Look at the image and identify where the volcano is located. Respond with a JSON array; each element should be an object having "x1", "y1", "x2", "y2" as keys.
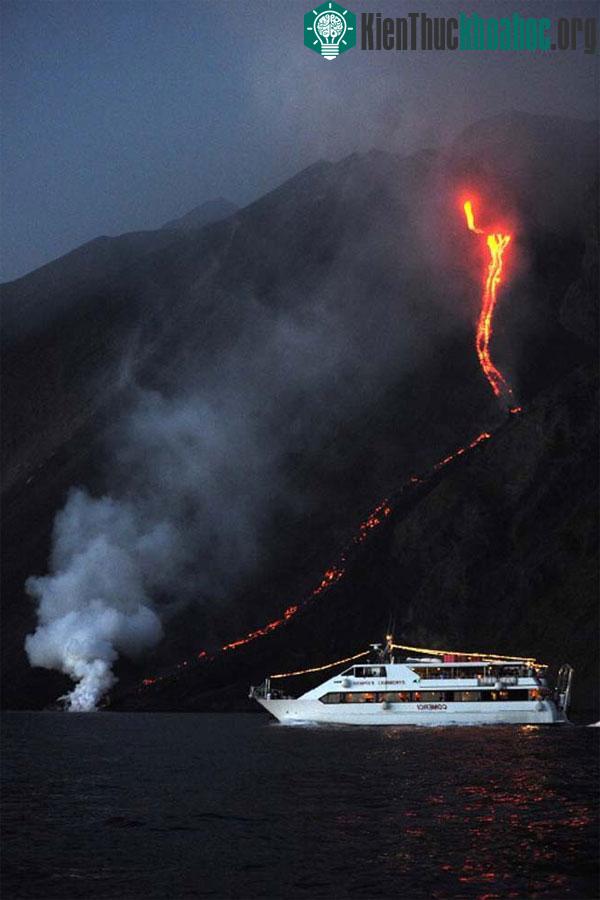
[{"x1": 1, "y1": 111, "x2": 598, "y2": 715}]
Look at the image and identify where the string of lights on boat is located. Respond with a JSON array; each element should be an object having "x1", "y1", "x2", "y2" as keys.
[
  {"x1": 268, "y1": 644, "x2": 547, "y2": 680},
  {"x1": 388, "y1": 642, "x2": 545, "y2": 666},
  {"x1": 269, "y1": 650, "x2": 370, "y2": 680}
]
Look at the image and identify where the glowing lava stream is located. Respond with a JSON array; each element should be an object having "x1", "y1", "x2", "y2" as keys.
[
  {"x1": 140, "y1": 433, "x2": 494, "y2": 690},
  {"x1": 464, "y1": 199, "x2": 514, "y2": 404},
  {"x1": 138, "y1": 200, "x2": 523, "y2": 689},
  {"x1": 138, "y1": 203, "x2": 521, "y2": 691}
]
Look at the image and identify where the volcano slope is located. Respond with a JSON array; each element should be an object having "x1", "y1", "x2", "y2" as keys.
[
  {"x1": 114, "y1": 360, "x2": 598, "y2": 716},
  {"x1": 1, "y1": 112, "x2": 598, "y2": 713}
]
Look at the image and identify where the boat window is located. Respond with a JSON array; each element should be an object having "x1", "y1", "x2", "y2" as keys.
[
  {"x1": 344, "y1": 692, "x2": 378, "y2": 703},
  {"x1": 410, "y1": 668, "x2": 429, "y2": 679},
  {"x1": 418, "y1": 666, "x2": 451, "y2": 679},
  {"x1": 453, "y1": 667, "x2": 485, "y2": 678},
  {"x1": 320, "y1": 688, "x2": 532, "y2": 705},
  {"x1": 354, "y1": 666, "x2": 387, "y2": 678},
  {"x1": 410, "y1": 666, "x2": 471, "y2": 679},
  {"x1": 499, "y1": 665, "x2": 527, "y2": 677},
  {"x1": 484, "y1": 689, "x2": 528, "y2": 701},
  {"x1": 387, "y1": 689, "x2": 536, "y2": 703}
]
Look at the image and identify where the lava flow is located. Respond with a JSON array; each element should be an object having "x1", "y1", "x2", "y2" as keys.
[
  {"x1": 433, "y1": 431, "x2": 490, "y2": 471},
  {"x1": 139, "y1": 497, "x2": 396, "y2": 687},
  {"x1": 136, "y1": 200, "x2": 523, "y2": 693},
  {"x1": 138, "y1": 429, "x2": 499, "y2": 692},
  {"x1": 464, "y1": 199, "x2": 514, "y2": 404}
]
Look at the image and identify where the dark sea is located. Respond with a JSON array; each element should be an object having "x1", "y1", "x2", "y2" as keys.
[{"x1": 2, "y1": 713, "x2": 598, "y2": 900}]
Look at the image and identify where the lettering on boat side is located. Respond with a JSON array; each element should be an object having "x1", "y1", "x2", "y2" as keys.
[{"x1": 417, "y1": 703, "x2": 448, "y2": 711}]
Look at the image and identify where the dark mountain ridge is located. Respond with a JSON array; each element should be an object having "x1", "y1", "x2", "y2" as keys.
[
  {"x1": 1, "y1": 111, "x2": 597, "y2": 713},
  {"x1": 161, "y1": 197, "x2": 238, "y2": 231}
]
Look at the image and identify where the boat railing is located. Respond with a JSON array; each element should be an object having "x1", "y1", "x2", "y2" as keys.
[
  {"x1": 477, "y1": 675, "x2": 519, "y2": 686},
  {"x1": 249, "y1": 680, "x2": 270, "y2": 699},
  {"x1": 249, "y1": 679, "x2": 293, "y2": 701},
  {"x1": 555, "y1": 664, "x2": 574, "y2": 715}
]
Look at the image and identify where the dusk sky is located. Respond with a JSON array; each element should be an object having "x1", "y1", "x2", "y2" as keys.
[{"x1": 1, "y1": 0, "x2": 598, "y2": 282}]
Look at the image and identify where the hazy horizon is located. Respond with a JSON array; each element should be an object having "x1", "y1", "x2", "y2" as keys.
[{"x1": 1, "y1": 0, "x2": 598, "y2": 282}]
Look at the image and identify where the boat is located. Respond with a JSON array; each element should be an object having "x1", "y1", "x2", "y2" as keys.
[{"x1": 249, "y1": 637, "x2": 573, "y2": 726}]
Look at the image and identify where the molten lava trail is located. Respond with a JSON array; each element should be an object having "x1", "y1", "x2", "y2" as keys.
[
  {"x1": 139, "y1": 432, "x2": 497, "y2": 691},
  {"x1": 464, "y1": 200, "x2": 514, "y2": 404},
  {"x1": 137, "y1": 204, "x2": 522, "y2": 692}
]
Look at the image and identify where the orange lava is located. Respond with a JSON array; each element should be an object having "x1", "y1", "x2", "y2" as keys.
[
  {"x1": 354, "y1": 500, "x2": 392, "y2": 544},
  {"x1": 137, "y1": 199, "x2": 524, "y2": 694},
  {"x1": 464, "y1": 200, "x2": 514, "y2": 403},
  {"x1": 434, "y1": 431, "x2": 491, "y2": 471},
  {"x1": 139, "y1": 430, "x2": 495, "y2": 690},
  {"x1": 312, "y1": 566, "x2": 345, "y2": 597},
  {"x1": 139, "y1": 498, "x2": 395, "y2": 687}
]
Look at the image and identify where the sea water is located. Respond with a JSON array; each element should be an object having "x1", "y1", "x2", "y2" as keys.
[{"x1": 2, "y1": 712, "x2": 598, "y2": 898}]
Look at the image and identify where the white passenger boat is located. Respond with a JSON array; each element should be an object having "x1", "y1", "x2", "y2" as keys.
[{"x1": 249, "y1": 637, "x2": 573, "y2": 726}]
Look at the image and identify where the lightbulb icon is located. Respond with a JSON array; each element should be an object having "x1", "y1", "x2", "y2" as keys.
[{"x1": 310, "y1": 3, "x2": 348, "y2": 60}]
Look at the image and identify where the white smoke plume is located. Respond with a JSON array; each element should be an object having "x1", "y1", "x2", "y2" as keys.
[
  {"x1": 23, "y1": 216, "x2": 439, "y2": 711},
  {"x1": 25, "y1": 302, "x2": 374, "y2": 711},
  {"x1": 25, "y1": 490, "x2": 181, "y2": 710}
]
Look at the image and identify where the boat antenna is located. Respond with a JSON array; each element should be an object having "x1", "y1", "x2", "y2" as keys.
[{"x1": 386, "y1": 611, "x2": 396, "y2": 641}]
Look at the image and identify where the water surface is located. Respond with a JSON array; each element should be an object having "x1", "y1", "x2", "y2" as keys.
[{"x1": 2, "y1": 713, "x2": 598, "y2": 898}]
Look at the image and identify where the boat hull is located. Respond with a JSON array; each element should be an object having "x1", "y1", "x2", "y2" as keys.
[{"x1": 256, "y1": 697, "x2": 567, "y2": 726}]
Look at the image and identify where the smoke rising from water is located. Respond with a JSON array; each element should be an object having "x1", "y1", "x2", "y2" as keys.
[
  {"x1": 25, "y1": 283, "x2": 426, "y2": 710},
  {"x1": 25, "y1": 490, "x2": 181, "y2": 709}
]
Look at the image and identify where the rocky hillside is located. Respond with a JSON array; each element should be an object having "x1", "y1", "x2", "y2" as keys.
[
  {"x1": 113, "y1": 360, "x2": 598, "y2": 716},
  {"x1": 1, "y1": 112, "x2": 597, "y2": 713}
]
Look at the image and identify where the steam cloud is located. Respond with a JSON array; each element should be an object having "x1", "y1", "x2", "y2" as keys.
[
  {"x1": 25, "y1": 283, "x2": 425, "y2": 710},
  {"x1": 25, "y1": 491, "x2": 179, "y2": 710},
  {"x1": 24, "y1": 380, "x2": 282, "y2": 711},
  {"x1": 25, "y1": 149, "x2": 501, "y2": 711}
]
